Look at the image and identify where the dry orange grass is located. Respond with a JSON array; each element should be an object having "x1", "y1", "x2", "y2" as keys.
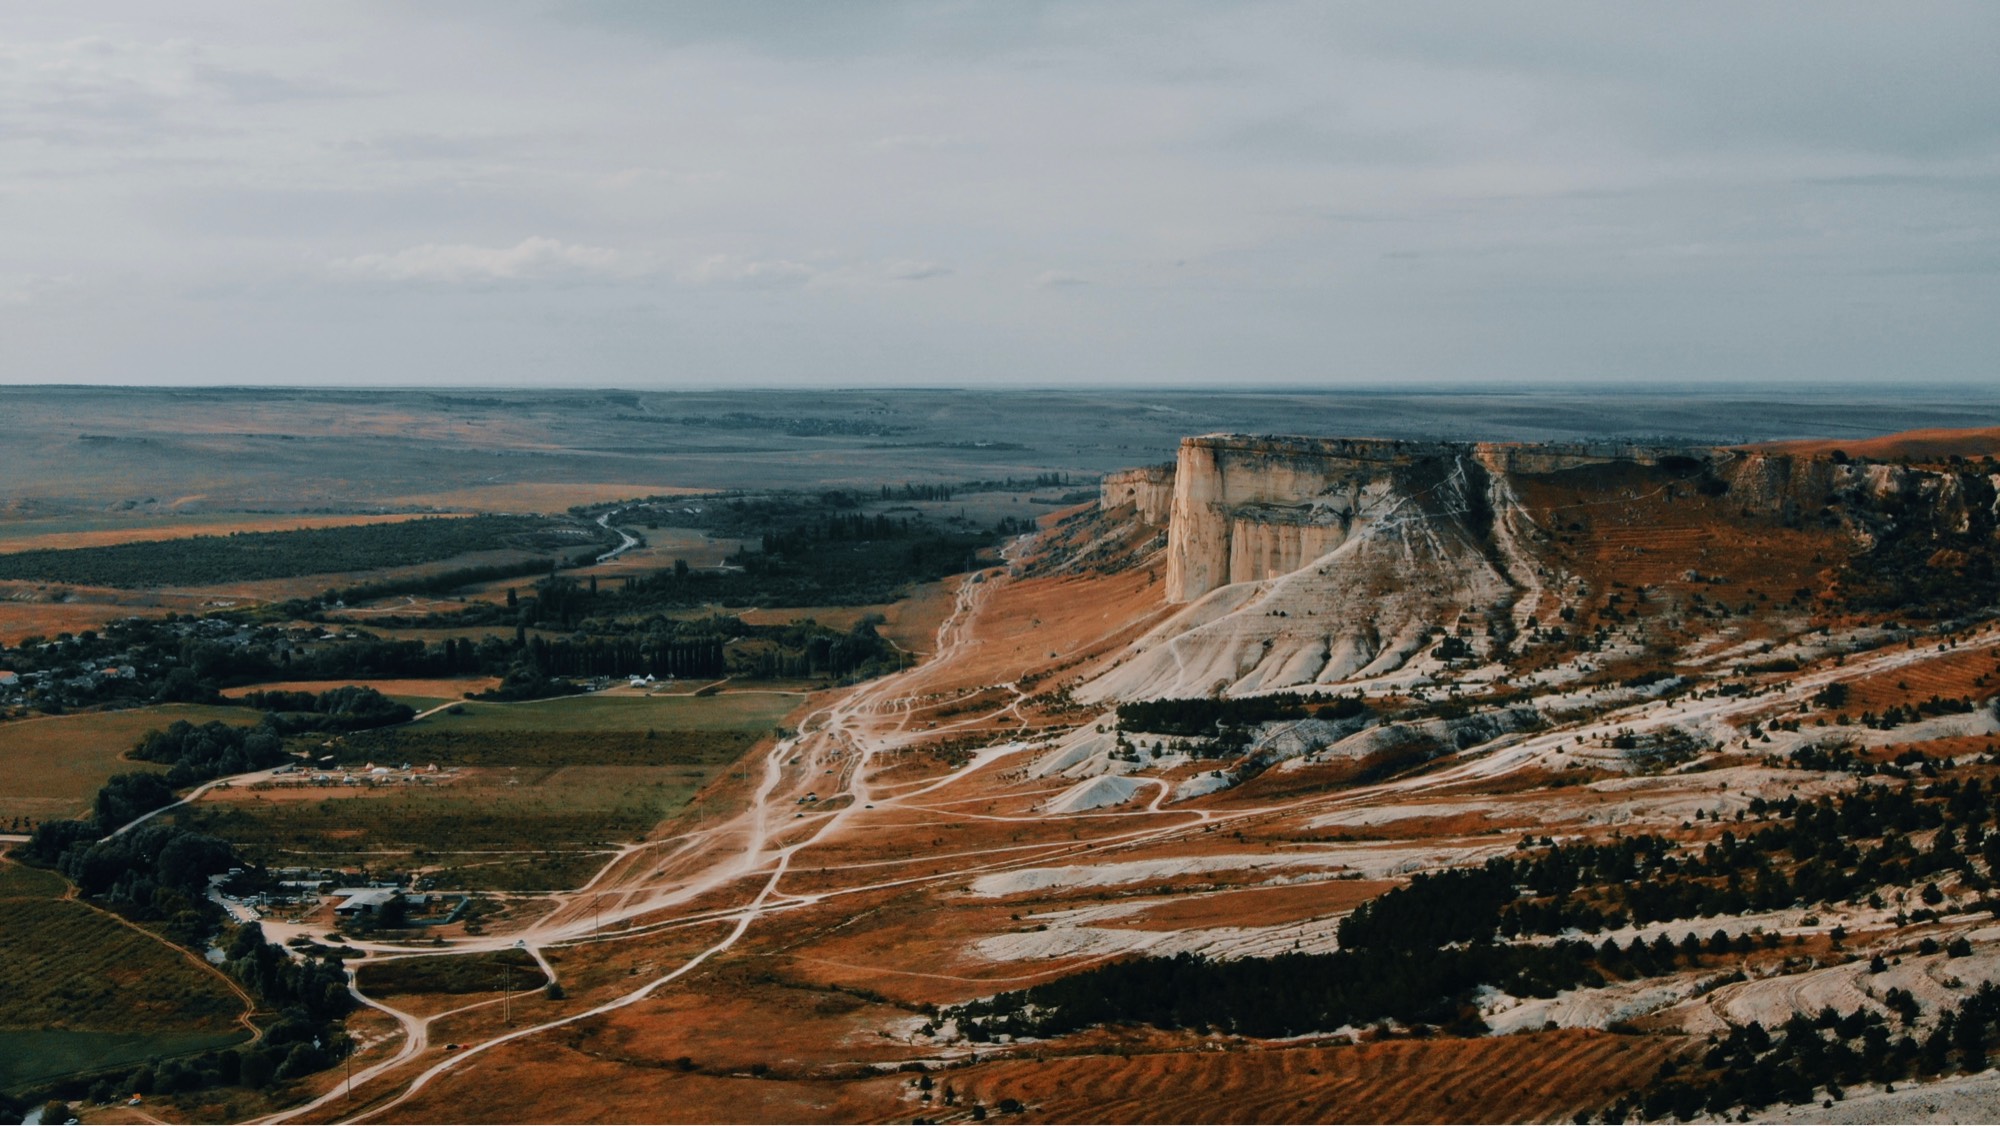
[
  {"x1": 0, "y1": 596, "x2": 174, "y2": 646},
  {"x1": 1514, "y1": 472, "x2": 1838, "y2": 610},
  {"x1": 367, "y1": 1034, "x2": 903, "y2": 1126},
  {"x1": 1102, "y1": 880, "x2": 1397, "y2": 931},
  {"x1": 1837, "y1": 645, "x2": 2000, "y2": 713},
  {"x1": 951, "y1": 1029, "x2": 1684, "y2": 1124},
  {"x1": 1754, "y1": 426, "x2": 2000, "y2": 462},
  {"x1": 371, "y1": 1028, "x2": 1682, "y2": 1125},
  {"x1": 899, "y1": 565, "x2": 1171, "y2": 700}
]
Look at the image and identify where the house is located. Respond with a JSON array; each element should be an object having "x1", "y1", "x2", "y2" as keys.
[
  {"x1": 330, "y1": 888, "x2": 431, "y2": 916},
  {"x1": 0, "y1": 671, "x2": 18, "y2": 688},
  {"x1": 332, "y1": 887, "x2": 402, "y2": 916}
]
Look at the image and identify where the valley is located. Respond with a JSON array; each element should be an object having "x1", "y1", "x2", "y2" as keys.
[{"x1": 6, "y1": 389, "x2": 2000, "y2": 1124}]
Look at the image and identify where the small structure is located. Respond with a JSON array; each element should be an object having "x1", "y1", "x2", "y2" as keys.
[
  {"x1": 331, "y1": 887, "x2": 402, "y2": 916},
  {"x1": 0, "y1": 670, "x2": 18, "y2": 687}
]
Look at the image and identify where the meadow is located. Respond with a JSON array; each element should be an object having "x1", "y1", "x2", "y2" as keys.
[
  {"x1": 355, "y1": 949, "x2": 546, "y2": 997},
  {"x1": 0, "y1": 854, "x2": 249, "y2": 1089},
  {"x1": 406, "y1": 691, "x2": 800, "y2": 734},
  {"x1": 0, "y1": 704, "x2": 255, "y2": 825},
  {"x1": 189, "y1": 766, "x2": 695, "y2": 892},
  {"x1": 181, "y1": 690, "x2": 802, "y2": 892}
]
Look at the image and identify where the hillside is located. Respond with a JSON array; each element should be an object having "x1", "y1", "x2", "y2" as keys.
[{"x1": 16, "y1": 422, "x2": 2000, "y2": 1126}]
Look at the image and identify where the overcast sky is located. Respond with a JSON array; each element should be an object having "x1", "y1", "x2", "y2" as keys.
[{"x1": 2, "y1": 2, "x2": 1996, "y2": 389}]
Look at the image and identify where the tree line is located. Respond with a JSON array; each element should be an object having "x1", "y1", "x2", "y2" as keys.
[{"x1": 0, "y1": 515, "x2": 599, "y2": 589}]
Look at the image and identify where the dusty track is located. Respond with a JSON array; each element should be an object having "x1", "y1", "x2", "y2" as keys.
[{"x1": 248, "y1": 538, "x2": 2000, "y2": 1124}]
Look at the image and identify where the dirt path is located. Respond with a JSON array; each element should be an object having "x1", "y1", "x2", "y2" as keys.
[
  {"x1": 252, "y1": 543, "x2": 2000, "y2": 1124},
  {"x1": 59, "y1": 875, "x2": 262, "y2": 1044}
]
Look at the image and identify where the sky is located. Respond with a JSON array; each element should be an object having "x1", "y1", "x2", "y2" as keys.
[{"x1": 1, "y1": 2, "x2": 1996, "y2": 389}]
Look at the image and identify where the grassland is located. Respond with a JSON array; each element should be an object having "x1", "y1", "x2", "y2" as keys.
[
  {"x1": 221, "y1": 677, "x2": 499, "y2": 713},
  {"x1": 407, "y1": 692, "x2": 799, "y2": 734},
  {"x1": 0, "y1": 512, "x2": 460, "y2": 555},
  {"x1": 0, "y1": 704, "x2": 257, "y2": 824},
  {"x1": 182, "y1": 692, "x2": 801, "y2": 892},
  {"x1": 356, "y1": 949, "x2": 546, "y2": 997},
  {"x1": 0, "y1": 853, "x2": 250, "y2": 1089},
  {"x1": 188, "y1": 767, "x2": 687, "y2": 892}
]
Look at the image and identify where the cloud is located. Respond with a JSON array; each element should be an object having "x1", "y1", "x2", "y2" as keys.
[
  {"x1": 329, "y1": 237, "x2": 631, "y2": 284},
  {"x1": 0, "y1": 36, "x2": 352, "y2": 147},
  {"x1": 0, "y1": 274, "x2": 77, "y2": 306},
  {"x1": 680, "y1": 255, "x2": 816, "y2": 289},
  {"x1": 1030, "y1": 270, "x2": 1088, "y2": 289},
  {"x1": 871, "y1": 133, "x2": 969, "y2": 153},
  {"x1": 886, "y1": 259, "x2": 952, "y2": 281}
]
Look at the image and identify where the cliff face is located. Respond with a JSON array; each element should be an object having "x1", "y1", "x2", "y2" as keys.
[
  {"x1": 1165, "y1": 436, "x2": 1510, "y2": 603},
  {"x1": 1084, "y1": 431, "x2": 1995, "y2": 701},
  {"x1": 1157, "y1": 434, "x2": 1988, "y2": 604},
  {"x1": 1099, "y1": 465, "x2": 1175, "y2": 527}
]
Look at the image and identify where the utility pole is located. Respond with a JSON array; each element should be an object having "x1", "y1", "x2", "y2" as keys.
[{"x1": 505, "y1": 939, "x2": 526, "y2": 1024}]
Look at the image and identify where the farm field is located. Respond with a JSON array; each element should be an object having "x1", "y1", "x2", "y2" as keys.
[
  {"x1": 0, "y1": 512, "x2": 463, "y2": 555},
  {"x1": 0, "y1": 854, "x2": 250, "y2": 1089},
  {"x1": 220, "y1": 678, "x2": 499, "y2": 709},
  {"x1": 0, "y1": 703, "x2": 256, "y2": 825},
  {"x1": 181, "y1": 691, "x2": 802, "y2": 892},
  {"x1": 405, "y1": 691, "x2": 801, "y2": 734},
  {"x1": 0, "y1": 515, "x2": 596, "y2": 590},
  {"x1": 185, "y1": 765, "x2": 700, "y2": 892},
  {"x1": 0, "y1": 584, "x2": 214, "y2": 646}
]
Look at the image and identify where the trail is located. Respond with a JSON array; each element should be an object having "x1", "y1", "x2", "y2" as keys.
[
  {"x1": 256, "y1": 537, "x2": 2000, "y2": 1123},
  {"x1": 57, "y1": 873, "x2": 263, "y2": 1044},
  {"x1": 265, "y1": 554, "x2": 1013, "y2": 1124}
]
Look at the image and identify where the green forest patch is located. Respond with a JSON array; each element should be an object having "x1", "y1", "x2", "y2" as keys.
[
  {"x1": 0, "y1": 515, "x2": 596, "y2": 589},
  {"x1": 355, "y1": 949, "x2": 545, "y2": 997}
]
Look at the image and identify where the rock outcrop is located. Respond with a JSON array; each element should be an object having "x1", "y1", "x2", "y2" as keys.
[
  {"x1": 1164, "y1": 435, "x2": 1716, "y2": 604},
  {"x1": 1099, "y1": 465, "x2": 1175, "y2": 527},
  {"x1": 1083, "y1": 431, "x2": 1995, "y2": 702}
]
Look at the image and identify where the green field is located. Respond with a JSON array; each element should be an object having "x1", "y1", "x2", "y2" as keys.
[
  {"x1": 0, "y1": 855, "x2": 250, "y2": 1089},
  {"x1": 187, "y1": 766, "x2": 692, "y2": 891},
  {"x1": 409, "y1": 691, "x2": 800, "y2": 734},
  {"x1": 355, "y1": 949, "x2": 545, "y2": 997},
  {"x1": 0, "y1": 704, "x2": 256, "y2": 824},
  {"x1": 0, "y1": 1028, "x2": 250, "y2": 1090},
  {"x1": 0, "y1": 514, "x2": 595, "y2": 589},
  {"x1": 183, "y1": 692, "x2": 799, "y2": 892},
  {"x1": 332, "y1": 728, "x2": 757, "y2": 770}
]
